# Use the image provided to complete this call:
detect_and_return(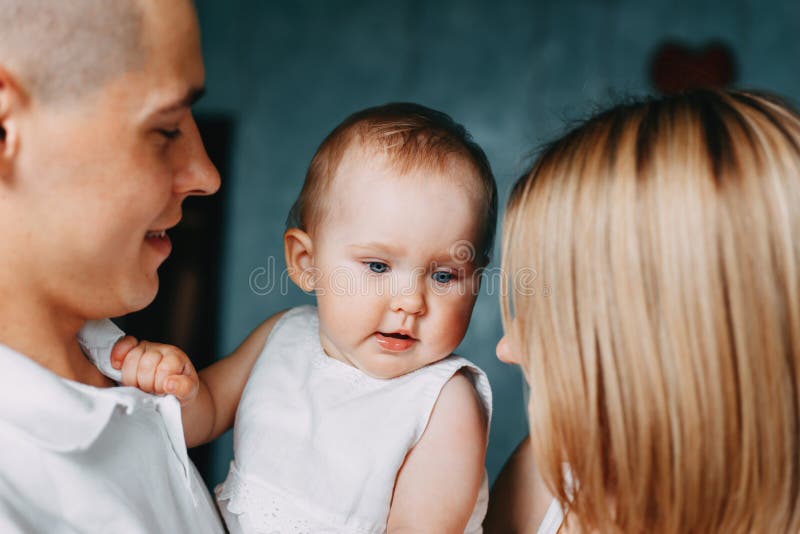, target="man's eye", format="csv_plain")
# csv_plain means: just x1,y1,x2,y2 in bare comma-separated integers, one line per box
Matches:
366,262,389,274
432,271,455,284
158,128,182,140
